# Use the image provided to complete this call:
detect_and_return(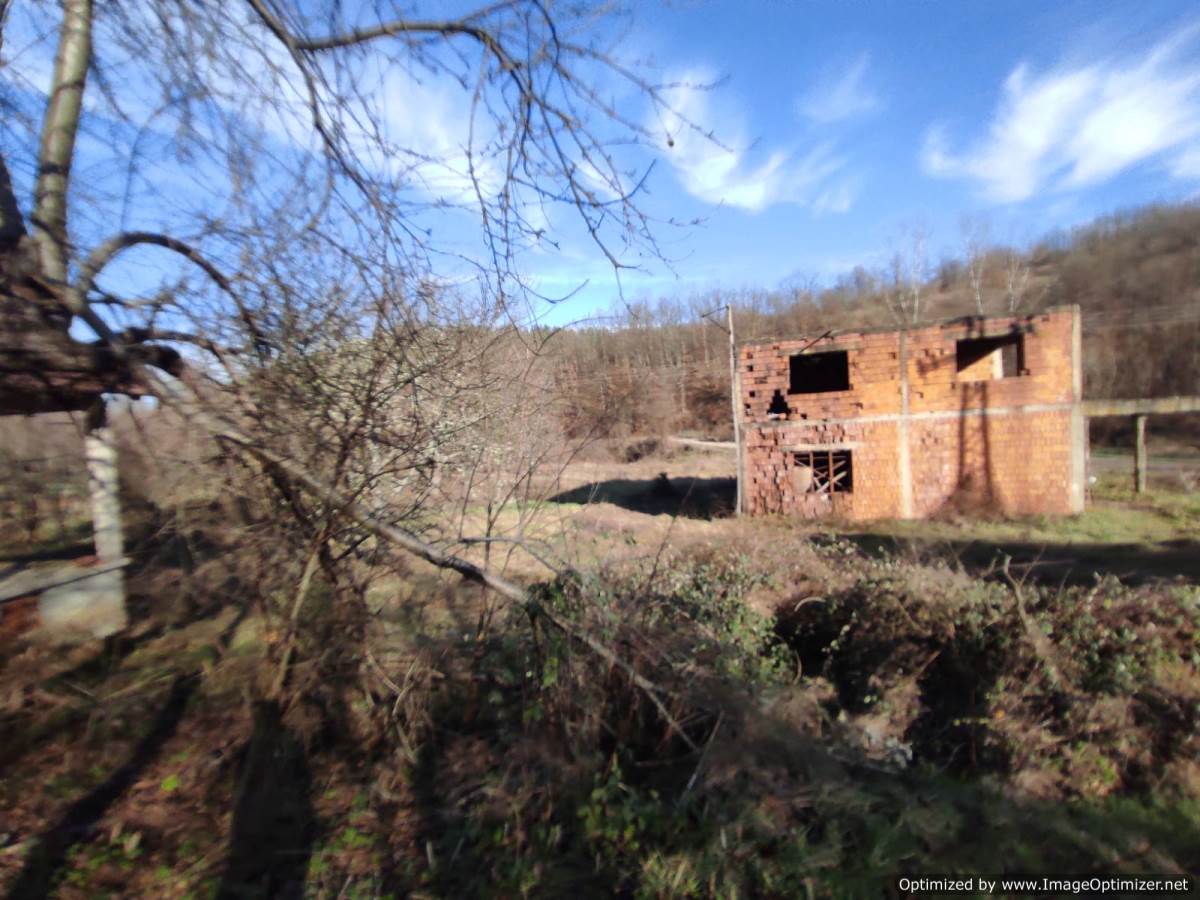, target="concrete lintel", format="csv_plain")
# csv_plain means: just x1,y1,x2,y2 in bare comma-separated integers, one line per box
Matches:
784,442,863,452
751,400,1075,430
790,340,863,355
1081,396,1200,417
